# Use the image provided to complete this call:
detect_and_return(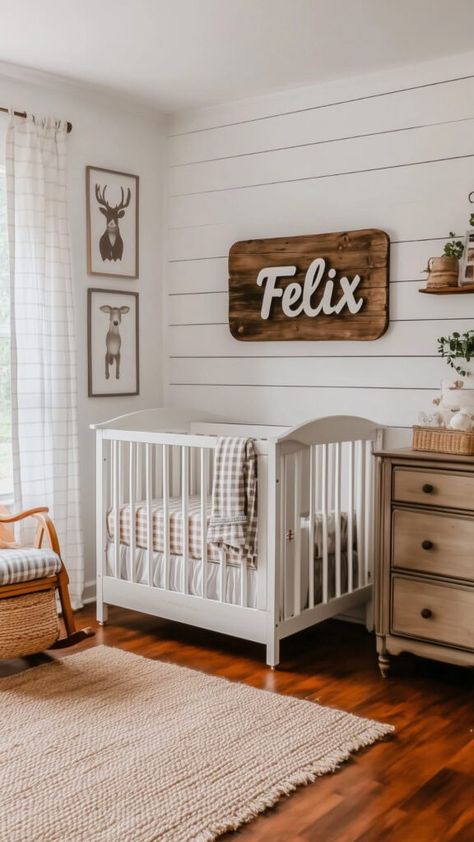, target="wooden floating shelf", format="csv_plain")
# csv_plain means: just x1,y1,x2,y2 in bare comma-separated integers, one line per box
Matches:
419,284,474,295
